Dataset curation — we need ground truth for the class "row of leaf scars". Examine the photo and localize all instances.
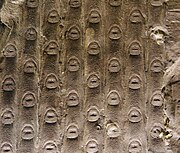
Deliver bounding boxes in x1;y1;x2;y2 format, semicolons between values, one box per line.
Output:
0;0;20;151
0;38;17;152
61;0;84;152
123;0;148;152
37;0;61;152
146;0;167;152
103;0;124;152
82;0;104;152
15;0;39;152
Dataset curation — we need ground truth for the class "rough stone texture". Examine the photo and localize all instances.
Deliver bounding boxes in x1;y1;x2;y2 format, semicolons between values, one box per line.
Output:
0;0;180;153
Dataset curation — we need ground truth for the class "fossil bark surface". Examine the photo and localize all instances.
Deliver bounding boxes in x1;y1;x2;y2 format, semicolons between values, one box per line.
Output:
0;0;180;153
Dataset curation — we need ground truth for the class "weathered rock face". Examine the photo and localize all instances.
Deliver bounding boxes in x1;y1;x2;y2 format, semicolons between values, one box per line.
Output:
0;0;179;152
